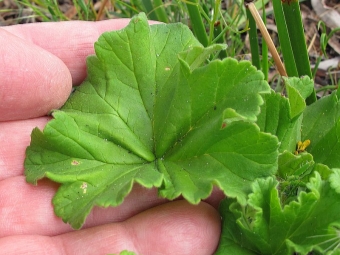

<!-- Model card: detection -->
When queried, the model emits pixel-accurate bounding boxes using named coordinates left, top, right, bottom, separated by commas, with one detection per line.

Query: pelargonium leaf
left=302, top=91, right=340, bottom=168
left=278, top=151, right=314, bottom=178
left=282, top=76, right=314, bottom=101
left=216, top=172, right=340, bottom=255
left=257, top=77, right=314, bottom=153
left=25, top=13, right=278, bottom=228
left=257, top=91, right=302, bottom=152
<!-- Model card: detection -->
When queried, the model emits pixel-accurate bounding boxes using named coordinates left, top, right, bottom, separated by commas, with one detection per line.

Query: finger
left=0, top=117, right=49, bottom=180
left=0, top=176, right=167, bottom=237
left=0, top=117, right=224, bottom=237
left=0, top=175, right=223, bottom=238
left=2, top=19, right=135, bottom=85
left=0, top=117, right=166, bottom=236
left=0, top=29, right=72, bottom=121
left=0, top=200, right=221, bottom=255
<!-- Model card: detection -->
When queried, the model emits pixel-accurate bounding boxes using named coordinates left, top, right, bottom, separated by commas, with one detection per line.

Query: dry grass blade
left=246, top=2, right=287, bottom=77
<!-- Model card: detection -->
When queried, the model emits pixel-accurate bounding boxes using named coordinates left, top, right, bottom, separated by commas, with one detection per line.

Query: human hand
left=0, top=21, right=223, bottom=254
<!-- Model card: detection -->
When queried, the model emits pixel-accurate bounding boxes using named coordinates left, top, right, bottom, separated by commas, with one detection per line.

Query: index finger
left=2, top=19, right=132, bottom=85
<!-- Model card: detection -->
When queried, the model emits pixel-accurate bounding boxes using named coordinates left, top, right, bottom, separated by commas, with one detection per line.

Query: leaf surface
left=257, top=77, right=313, bottom=153
left=302, top=92, right=340, bottom=168
left=257, top=91, right=301, bottom=152
left=25, top=13, right=278, bottom=228
left=216, top=172, right=340, bottom=255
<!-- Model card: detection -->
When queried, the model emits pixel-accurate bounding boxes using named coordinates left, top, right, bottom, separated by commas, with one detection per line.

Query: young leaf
left=25, top=13, right=279, bottom=228
left=283, top=76, right=314, bottom=101
left=256, top=91, right=302, bottom=153
left=257, top=77, right=314, bottom=153
left=284, top=76, right=314, bottom=119
left=216, top=172, right=340, bottom=255
left=278, top=151, right=314, bottom=179
left=278, top=150, right=314, bottom=199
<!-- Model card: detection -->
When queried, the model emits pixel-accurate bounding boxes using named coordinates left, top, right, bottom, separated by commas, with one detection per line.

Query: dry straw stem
left=246, top=2, right=287, bottom=77
left=96, top=0, right=109, bottom=21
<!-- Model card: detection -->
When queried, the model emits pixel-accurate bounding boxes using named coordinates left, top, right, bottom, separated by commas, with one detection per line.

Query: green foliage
left=18, top=0, right=96, bottom=21
left=217, top=76, right=340, bottom=254
left=271, top=0, right=316, bottom=103
left=302, top=91, right=340, bottom=168
left=256, top=76, right=314, bottom=153
left=317, top=21, right=340, bottom=59
left=21, top=7, right=340, bottom=254
left=216, top=171, right=340, bottom=255
left=25, top=13, right=279, bottom=229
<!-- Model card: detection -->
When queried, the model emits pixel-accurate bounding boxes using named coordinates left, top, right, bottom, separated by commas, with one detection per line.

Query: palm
left=0, top=21, right=222, bottom=254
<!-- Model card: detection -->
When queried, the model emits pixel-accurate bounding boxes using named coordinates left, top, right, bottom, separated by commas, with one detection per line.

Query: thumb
left=0, top=29, right=71, bottom=121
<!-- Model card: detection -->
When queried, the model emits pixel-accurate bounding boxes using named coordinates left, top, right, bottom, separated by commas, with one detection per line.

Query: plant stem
left=282, top=1, right=312, bottom=78
left=141, top=0, right=158, bottom=21
left=247, top=8, right=260, bottom=70
left=213, top=21, right=227, bottom=59
left=315, top=85, right=338, bottom=93
left=153, top=0, right=169, bottom=23
left=185, top=0, right=209, bottom=47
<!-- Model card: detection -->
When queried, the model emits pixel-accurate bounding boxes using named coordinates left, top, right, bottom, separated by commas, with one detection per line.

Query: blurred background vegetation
left=0, top=0, right=339, bottom=94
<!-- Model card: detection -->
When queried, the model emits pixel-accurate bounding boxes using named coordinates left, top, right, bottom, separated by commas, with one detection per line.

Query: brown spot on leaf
left=71, top=160, right=80, bottom=165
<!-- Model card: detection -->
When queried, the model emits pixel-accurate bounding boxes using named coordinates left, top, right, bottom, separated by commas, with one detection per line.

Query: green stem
left=141, top=0, right=158, bottom=21
left=315, top=85, right=338, bottom=93
left=282, top=2, right=312, bottom=78
left=247, top=8, right=260, bottom=70
left=272, top=0, right=297, bottom=77
left=185, top=0, right=209, bottom=47
left=153, top=0, right=169, bottom=23
left=213, top=21, right=227, bottom=59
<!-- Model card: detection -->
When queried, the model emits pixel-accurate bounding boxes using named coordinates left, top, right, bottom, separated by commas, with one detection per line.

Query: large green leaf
left=25, top=13, right=279, bottom=228
left=302, top=91, right=340, bottom=168
left=216, top=171, right=340, bottom=255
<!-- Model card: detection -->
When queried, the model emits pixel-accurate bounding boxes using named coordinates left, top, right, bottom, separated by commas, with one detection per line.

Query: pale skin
left=0, top=20, right=224, bottom=254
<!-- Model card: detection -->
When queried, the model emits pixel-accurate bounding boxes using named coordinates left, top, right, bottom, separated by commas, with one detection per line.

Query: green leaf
left=283, top=76, right=314, bottom=119
left=277, top=151, right=314, bottom=202
left=178, top=44, right=226, bottom=71
left=256, top=90, right=302, bottom=153
left=278, top=151, right=314, bottom=179
left=257, top=77, right=314, bottom=154
left=302, top=91, right=340, bottom=168
left=330, top=168, right=340, bottom=194
left=216, top=172, right=340, bottom=255
left=277, top=151, right=330, bottom=204
left=283, top=76, right=314, bottom=101
left=25, top=13, right=278, bottom=228
left=160, top=121, right=278, bottom=204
